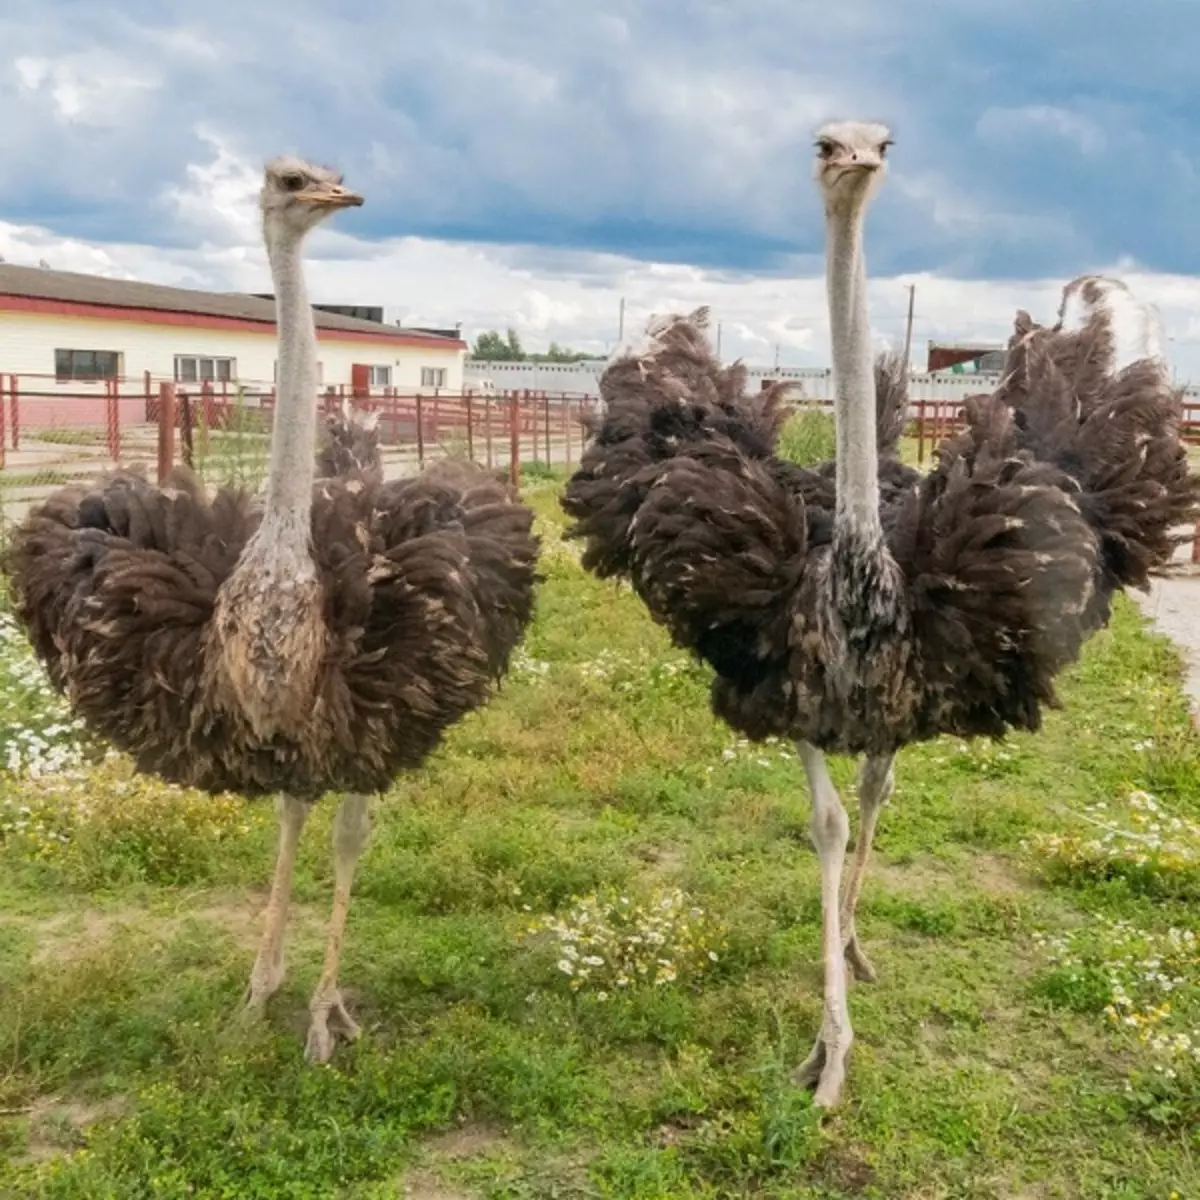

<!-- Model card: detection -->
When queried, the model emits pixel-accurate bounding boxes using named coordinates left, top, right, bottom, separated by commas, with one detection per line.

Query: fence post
left=157, top=382, right=176, bottom=483
left=0, top=375, right=7, bottom=470
left=916, top=397, right=926, bottom=465
left=465, top=390, right=475, bottom=462
left=180, top=388, right=195, bottom=469
left=563, top=394, right=572, bottom=466
left=544, top=393, right=552, bottom=468
left=415, top=393, right=425, bottom=466
left=10, top=376, right=19, bottom=451
left=531, top=390, right=540, bottom=464
left=106, top=377, right=121, bottom=462
left=485, top=393, right=493, bottom=468
left=143, top=369, right=152, bottom=422
left=509, top=391, right=521, bottom=486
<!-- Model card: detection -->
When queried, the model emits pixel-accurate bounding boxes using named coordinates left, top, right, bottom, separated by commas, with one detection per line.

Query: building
left=0, top=264, right=466, bottom=391
left=926, top=340, right=1007, bottom=373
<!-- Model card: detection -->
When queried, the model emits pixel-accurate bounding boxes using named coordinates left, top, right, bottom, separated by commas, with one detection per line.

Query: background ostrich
left=6, top=157, right=539, bottom=1063
left=316, top=398, right=382, bottom=481
left=562, top=122, right=1198, bottom=1106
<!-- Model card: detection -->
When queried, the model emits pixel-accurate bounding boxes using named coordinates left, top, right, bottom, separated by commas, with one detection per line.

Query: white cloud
left=6, top=210, right=1200, bottom=383
left=14, top=51, right=159, bottom=128
left=976, top=104, right=1107, bottom=156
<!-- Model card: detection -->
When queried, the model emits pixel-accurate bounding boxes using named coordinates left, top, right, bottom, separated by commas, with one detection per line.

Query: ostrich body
left=317, top=398, right=383, bottom=482
left=7, top=158, right=539, bottom=1062
left=563, top=123, right=1198, bottom=1105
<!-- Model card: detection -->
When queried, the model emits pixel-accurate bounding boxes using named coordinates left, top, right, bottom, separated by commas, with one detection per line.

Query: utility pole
left=901, top=283, right=916, bottom=375
left=773, top=342, right=780, bottom=371
left=617, top=296, right=625, bottom=345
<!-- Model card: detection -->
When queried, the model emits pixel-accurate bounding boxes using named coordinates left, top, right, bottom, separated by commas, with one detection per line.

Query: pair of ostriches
left=8, top=121, right=1197, bottom=1109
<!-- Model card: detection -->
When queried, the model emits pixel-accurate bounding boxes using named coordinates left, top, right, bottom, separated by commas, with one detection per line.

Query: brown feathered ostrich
left=316, top=398, right=383, bottom=482
left=562, top=121, right=1198, bottom=1106
left=6, top=157, right=539, bottom=1063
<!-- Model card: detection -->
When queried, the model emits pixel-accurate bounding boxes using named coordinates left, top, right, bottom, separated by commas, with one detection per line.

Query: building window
left=175, top=356, right=235, bottom=384
left=55, top=349, right=121, bottom=381
left=420, top=366, right=447, bottom=388
left=368, top=365, right=392, bottom=387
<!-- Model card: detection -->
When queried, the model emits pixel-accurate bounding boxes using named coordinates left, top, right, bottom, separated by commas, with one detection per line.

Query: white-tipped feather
left=1058, top=275, right=1166, bottom=374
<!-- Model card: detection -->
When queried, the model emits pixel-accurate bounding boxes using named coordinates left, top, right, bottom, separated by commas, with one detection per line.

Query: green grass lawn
left=0, top=474, right=1198, bottom=1198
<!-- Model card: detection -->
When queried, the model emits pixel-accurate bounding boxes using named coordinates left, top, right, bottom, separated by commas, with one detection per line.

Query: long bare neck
left=264, top=227, right=318, bottom=521
left=825, top=201, right=881, bottom=538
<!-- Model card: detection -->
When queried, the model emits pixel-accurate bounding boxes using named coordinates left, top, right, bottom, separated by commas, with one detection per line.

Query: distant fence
left=2, top=370, right=1199, bottom=554
left=0, top=372, right=600, bottom=532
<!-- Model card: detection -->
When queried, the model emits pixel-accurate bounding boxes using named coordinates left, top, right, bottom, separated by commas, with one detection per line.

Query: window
left=55, top=349, right=121, bottom=381
left=420, top=366, right=447, bottom=388
left=368, top=365, right=392, bottom=387
left=175, top=356, right=235, bottom=384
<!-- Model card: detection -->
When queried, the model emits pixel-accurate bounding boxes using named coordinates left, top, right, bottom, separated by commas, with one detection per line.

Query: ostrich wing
left=4, top=464, right=537, bottom=798
left=985, top=277, right=1200, bottom=620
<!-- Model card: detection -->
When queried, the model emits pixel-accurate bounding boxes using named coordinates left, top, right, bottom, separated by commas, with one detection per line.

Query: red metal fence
left=0, top=373, right=599, bottom=487
left=1, top=375, right=1197, bottom=557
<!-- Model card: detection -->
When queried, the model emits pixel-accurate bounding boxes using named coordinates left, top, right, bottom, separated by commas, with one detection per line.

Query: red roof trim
left=0, top=294, right=467, bottom=350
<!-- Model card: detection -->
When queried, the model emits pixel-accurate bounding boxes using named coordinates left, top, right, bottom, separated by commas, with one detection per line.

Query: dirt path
left=1133, top=572, right=1200, bottom=719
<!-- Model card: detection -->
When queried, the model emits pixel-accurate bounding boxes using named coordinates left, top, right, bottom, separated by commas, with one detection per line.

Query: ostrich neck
left=826, top=201, right=881, bottom=539
left=264, top=227, right=318, bottom=525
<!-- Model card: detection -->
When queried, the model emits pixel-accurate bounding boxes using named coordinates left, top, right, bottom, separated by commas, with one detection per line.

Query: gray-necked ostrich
left=6, top=157, right=539, bottom=1063
left=562, top=121, right=1198, bottom=1105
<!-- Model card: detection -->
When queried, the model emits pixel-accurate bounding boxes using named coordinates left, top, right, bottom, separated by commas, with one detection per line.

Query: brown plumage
left=563, top=299, right=1193, bottom=754
left=6, top=463, right=537, bottom=799
left=316, top=400, right=383, bottom=482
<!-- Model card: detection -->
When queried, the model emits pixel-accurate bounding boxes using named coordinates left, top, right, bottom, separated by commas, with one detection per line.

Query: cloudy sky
left=3, top=0, right=1200, bottom=376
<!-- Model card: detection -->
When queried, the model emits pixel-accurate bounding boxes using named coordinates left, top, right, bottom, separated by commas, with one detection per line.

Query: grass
left=0, top=474, right=1198, bottom=1198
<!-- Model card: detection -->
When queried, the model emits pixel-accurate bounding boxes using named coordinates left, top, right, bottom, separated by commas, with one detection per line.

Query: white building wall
left=0, top=310, right=464, bottom=390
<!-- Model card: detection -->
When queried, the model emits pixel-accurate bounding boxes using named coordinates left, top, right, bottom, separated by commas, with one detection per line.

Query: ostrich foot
left=843, top=923, right=877, bottom=984
left=792, top=1021, right=853, bottom=1108
left=304, top=988, right=361, bottom=1064
left=241, top=949, right=286, bottom=1016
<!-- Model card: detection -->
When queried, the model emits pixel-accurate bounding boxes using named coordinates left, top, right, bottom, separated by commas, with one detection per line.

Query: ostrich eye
left=816, top=139, right=837, bottom=159
left=280, top=173, right=306, bottom=192
left=879, top=139, right=894, bottom=157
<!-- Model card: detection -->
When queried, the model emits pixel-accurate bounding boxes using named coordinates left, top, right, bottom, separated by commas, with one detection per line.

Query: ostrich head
left=813, top=121, right=892, bottom=213
left=260, top=156, right=363, bottom=241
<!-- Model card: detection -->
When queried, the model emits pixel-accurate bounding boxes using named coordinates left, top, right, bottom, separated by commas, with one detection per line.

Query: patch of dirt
left=424, top=1120, right=507, bottom=1162
left=25, top=894, right=325, bottom=968
left=634, top=842, right=686, bottom=874
left=11, top=1094, right=128, bottom=1167
left=402, top=1172, right=473, bottom=1200
left=871, top=851, right=1029, bottom=898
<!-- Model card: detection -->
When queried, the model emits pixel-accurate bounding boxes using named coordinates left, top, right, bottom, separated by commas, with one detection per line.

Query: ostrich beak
left=830, top=149, right=883, bottom=174
left=302, top=184, right=365, bottom=208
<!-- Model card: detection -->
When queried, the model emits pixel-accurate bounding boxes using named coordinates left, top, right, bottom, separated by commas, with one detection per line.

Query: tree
left=471, top=328, right=525, bottom=361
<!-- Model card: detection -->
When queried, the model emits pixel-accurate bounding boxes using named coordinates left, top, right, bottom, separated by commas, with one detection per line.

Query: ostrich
left=316, top=398, right=383, bottom=482
left=6, top=157, right=539, bottom=1063
left=562, top=121, right=1198, bottom=1106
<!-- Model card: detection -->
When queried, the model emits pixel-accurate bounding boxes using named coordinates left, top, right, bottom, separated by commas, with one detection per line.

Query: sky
left=3, top=0, right=1200, bottom=377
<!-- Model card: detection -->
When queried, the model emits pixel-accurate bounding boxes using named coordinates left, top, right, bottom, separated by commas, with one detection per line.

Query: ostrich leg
left=304, top=793, right=372, bottom=1064
left=244, top=793, right=310, bottom=1013
left=792, top=741, right=853, bottom=1107
left=841, top=753, right=895, bottom=983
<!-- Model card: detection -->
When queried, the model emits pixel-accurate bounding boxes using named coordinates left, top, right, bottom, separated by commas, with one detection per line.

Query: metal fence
left=2, top=370, right=1198, bottom=556
left=0, top=372, right=600, bottom=533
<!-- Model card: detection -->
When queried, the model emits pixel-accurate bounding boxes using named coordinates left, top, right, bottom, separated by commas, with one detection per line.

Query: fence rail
left=2, top=373, right=1198, bottom=556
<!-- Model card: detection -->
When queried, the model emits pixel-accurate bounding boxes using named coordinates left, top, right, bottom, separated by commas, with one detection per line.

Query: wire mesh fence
left=0, top=373, right=602, bottom=541
left=2, top=374, right=1199, bottom=557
